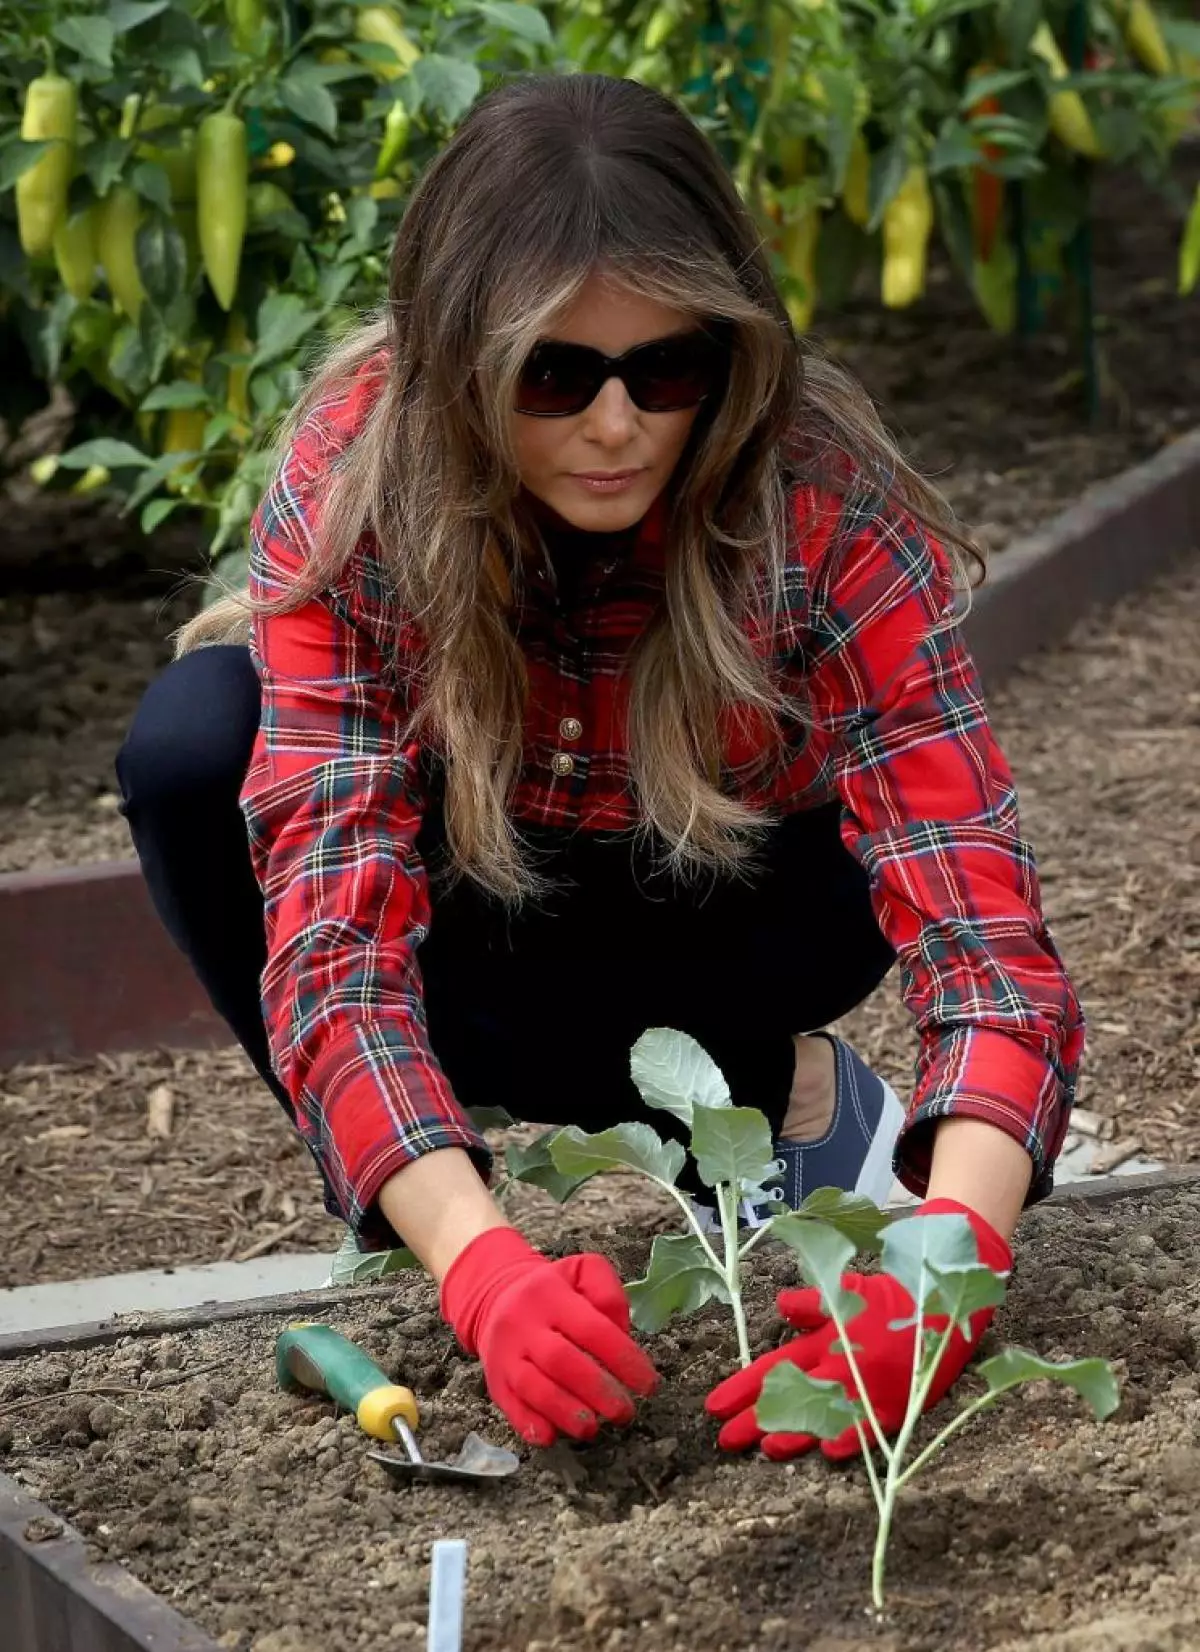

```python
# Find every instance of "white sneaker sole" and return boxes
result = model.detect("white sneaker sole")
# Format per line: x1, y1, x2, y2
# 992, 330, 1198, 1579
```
854, 1080, 906, 1209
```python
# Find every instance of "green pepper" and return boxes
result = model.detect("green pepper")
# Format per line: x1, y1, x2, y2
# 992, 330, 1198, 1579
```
247, 179, 295, 227
374, 100, 411, 179
226, 0, 265, 53
96, 186, 145, 318
16, 75, 77, 258
53, 205, 99, 300
355, 6, 421, 79
197, 111, 248, 312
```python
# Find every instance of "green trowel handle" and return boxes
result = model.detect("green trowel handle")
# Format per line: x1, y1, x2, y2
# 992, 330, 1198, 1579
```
275, 1321, 420, 1444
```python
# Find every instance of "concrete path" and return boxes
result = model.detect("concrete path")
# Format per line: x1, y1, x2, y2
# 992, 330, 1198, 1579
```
0, 1127, 1167, 1339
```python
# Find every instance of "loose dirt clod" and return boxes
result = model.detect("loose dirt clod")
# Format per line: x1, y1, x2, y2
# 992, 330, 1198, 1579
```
2, 1185, 1199, 1652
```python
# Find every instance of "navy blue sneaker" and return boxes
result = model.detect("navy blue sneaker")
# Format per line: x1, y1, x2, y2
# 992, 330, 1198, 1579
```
690, 1035, 905, 1233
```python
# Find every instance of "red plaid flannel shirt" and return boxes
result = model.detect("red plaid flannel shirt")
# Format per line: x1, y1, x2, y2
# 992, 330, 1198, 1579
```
242, 356, 1083, 1245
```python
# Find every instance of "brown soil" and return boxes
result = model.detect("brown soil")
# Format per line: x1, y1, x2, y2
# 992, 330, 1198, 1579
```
2, 554, 1196, 1290
2, 1182, 1199, 1652
2, 160, 1198, 875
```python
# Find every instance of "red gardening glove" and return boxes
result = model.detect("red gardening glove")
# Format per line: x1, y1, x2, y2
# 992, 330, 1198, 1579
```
707, 1198, 1012, 1461
440, 1227, 659, 1448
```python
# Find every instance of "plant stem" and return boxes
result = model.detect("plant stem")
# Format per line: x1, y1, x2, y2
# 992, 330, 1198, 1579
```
717, 1183, 752, 1368
896, 1392, 997, 1491
869, 1313, 957, 1609
823, 1296, 892, 1468
667, 1185, 725, 1275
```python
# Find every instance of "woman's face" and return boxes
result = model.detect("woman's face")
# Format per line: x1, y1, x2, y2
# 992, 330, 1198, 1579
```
512, 273, 704, 534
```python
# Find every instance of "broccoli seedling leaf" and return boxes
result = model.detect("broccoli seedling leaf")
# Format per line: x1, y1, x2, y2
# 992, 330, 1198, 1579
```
975, 1348, 1121, 1419
626, 1232, 730, 1332
630, 1026, 732, 1127
769, 1215, 865, 1323
505, 1131, 593, 1203
793, 1187, 889, 1253
756, 1361, 864, 1439
467, 1103, 517, 1132
880, 1210, 1008, 1325
549, 1121, 687, 1187
691, 1103, 777, 1194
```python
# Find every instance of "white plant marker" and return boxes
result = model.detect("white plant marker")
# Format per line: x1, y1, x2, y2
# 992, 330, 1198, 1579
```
428, 1539, 468, 1652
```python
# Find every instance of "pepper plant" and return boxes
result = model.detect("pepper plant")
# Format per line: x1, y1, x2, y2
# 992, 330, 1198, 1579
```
755, 1207, 1121, 1610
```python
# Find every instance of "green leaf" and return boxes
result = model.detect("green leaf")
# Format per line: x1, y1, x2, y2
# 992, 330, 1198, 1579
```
329, 1228, 419, 1285
203, 411, 240, 449
0, 140, 52, 193
84, 139, 133, 198
279, 73, 339, 137
549, 1121, 686, 1188
140, 380, 210, 412
345, 195, 378, 246
467, 1104, 517, 1132
409, 55, 483, 125
109, 0, 171, 27
976, 1348, 1120, 1420
629, 1027, 731, 1128
867, 135, 909, 233
54, 15, 116, 68
959, 68, 1032, 109
792, 1188, 889, 1253
626, 1233, 728, 1333
756, 1362, 863, 1440
504, 1131, 592, 1203
770, 1217, 865, 1324
141, 497, 180, 532
251, 292, 320, 369
160, 43, 206, 89
130, 160, 172, 216
881, 1212, 1009, 1332
1000, 0, 1043, 62
691, 1104, 776, 1195
57, 438, 152, 471
135, 217, 188, 316
472, 1, 554, 47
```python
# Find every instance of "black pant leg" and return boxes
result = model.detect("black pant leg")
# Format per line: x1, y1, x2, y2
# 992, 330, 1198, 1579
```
114, 645, 289, 1117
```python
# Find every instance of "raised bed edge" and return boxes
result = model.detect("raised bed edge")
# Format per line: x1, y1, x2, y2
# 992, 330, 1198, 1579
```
0, 1473, 221, 1652
2, 425, 1199, 1066
3, 1165, 1197, 1365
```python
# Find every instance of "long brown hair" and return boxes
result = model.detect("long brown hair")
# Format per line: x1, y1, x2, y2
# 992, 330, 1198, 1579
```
178, 72, 982, 903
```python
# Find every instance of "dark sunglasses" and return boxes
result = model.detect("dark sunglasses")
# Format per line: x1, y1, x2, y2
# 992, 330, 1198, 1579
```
515, 328, 729, 418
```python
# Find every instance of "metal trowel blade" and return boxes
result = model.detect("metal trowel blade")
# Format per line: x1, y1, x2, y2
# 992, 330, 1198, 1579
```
367, 1431, 520, 1483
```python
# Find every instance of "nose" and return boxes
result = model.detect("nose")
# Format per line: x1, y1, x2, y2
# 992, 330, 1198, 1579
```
582, 375, 638, 447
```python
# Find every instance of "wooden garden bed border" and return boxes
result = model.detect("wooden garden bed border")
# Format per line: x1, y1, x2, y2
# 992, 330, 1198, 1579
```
2, 426, 1199, 1067
2, 1165, 1199, 1650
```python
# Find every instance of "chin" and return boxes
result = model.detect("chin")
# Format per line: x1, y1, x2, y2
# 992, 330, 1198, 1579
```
548, 482, 660, 533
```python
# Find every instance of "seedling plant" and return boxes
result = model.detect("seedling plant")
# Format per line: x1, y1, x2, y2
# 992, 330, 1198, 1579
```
505, 1027, 1120, 1611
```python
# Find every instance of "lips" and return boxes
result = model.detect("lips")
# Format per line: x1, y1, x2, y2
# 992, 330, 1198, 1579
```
574, 470, 642, 481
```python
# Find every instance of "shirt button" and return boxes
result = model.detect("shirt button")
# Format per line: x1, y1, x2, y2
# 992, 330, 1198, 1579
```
550, 752, 575, 778
559, 717, 583, 742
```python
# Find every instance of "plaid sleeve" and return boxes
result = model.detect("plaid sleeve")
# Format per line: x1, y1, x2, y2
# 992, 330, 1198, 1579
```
805, 500, 1084, 1203
240, 449, 488, 1250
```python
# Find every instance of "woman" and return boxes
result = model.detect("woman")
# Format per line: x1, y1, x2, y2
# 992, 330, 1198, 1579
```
116, 73, 1082, 1459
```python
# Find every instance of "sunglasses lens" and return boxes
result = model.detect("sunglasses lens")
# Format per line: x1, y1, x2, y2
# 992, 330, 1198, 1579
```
626, 335, 726, 412
516, 344, 598, 416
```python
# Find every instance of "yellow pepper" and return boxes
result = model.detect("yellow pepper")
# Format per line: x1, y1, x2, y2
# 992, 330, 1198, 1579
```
776, 134, 807, 185
226, 312, 252, 432
16, 75, 77, 257
96, 186, 145, 318
1030, 23, 1103, 159
1123, 0, 1173, 76
355, 6, 421, 79
842, 132, 870, 229
53, 206, 99, 301
781, 209, 819, 332
163, 407, 209, 493
972, 239, 1018, 334
881, 165, 933, 309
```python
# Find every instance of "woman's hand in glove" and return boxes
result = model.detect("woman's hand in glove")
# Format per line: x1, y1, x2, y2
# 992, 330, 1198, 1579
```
706, 1198, 1012, 1461
441, 1227, 659, 1448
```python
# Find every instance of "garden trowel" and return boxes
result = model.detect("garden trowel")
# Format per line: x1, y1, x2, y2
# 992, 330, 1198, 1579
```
275, 1321, 520, 1483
